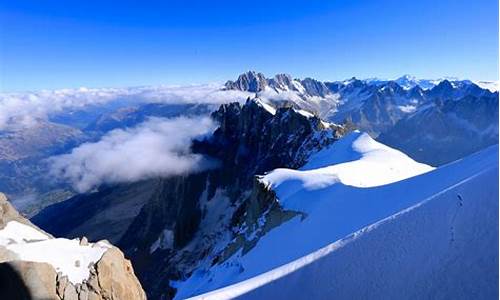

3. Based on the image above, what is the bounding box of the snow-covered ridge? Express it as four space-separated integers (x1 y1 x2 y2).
174 133 435 298
260 131 433 211
0 220 111 284
174 131 497 299
188 145 498 300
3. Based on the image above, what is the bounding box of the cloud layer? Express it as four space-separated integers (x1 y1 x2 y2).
49 116 217 192
0 84 251 130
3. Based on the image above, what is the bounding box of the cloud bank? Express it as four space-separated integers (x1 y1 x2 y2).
0 84 251 130
49 116 217 192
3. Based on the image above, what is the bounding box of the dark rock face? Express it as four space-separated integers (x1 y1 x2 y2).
119 173 207 252
300 78 330 97
198 99 342 187
118 99 344 298
33 98 346 299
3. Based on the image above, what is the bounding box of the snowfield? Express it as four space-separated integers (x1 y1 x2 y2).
260 131 433 210
0 221 111 284
175 132 498 299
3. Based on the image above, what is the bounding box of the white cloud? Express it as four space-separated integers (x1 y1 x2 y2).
0 84 252 130
48 116 217 192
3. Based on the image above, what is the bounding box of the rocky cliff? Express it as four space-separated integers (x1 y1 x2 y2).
0 192 146 300
33 98 348 299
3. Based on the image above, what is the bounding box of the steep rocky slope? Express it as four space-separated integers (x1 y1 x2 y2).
33 98 348 299
0 192 146 300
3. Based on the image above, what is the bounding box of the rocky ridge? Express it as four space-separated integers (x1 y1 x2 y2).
0 192 146 300
33 98 348 299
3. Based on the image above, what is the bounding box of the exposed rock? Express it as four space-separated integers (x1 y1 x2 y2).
0 192 35 230
56 273 69 297
80 236 89 246
4 260 59 300
0 193 146 300
224 71 268 92
95 247 147 300
63 282 78 300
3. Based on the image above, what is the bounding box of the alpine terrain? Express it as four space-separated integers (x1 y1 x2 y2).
27 76 499 299
0 71 497 300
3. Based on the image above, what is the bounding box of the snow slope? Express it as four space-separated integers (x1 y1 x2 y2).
0 220 111 284
178 132 450 298
260 131 433 211
175 134 498 299
191 146 498 300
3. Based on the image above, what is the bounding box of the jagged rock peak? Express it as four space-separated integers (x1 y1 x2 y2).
0 192 146 300
224 70 268 92
206 97 345 169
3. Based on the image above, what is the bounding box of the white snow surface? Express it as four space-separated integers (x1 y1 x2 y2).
474 80 499 92
0 221 111 284
187 146 498 300
174 133 498 299
260 131 433 211
253 98 276 115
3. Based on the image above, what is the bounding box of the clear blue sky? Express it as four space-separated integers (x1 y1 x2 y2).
1 0 498 91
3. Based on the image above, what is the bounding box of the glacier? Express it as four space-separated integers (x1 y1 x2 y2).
175 133 499 299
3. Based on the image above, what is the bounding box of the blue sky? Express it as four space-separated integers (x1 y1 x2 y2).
1 0 498 91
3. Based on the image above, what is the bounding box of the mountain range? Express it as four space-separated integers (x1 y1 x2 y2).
0 71 497 299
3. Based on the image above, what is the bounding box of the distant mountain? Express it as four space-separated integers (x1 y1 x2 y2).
224 71 499 165
378 91 499 165
2 72 497 214
84 103 215 133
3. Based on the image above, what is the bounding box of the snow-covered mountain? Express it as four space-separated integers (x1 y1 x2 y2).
224 72 496 132
366 74 443 90
224 71 499 165
379 90 499 165
2 71 497 299
2 72 496 208
174 135 498 299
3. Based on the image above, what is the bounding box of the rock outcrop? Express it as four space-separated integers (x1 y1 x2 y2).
0 192 146 300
